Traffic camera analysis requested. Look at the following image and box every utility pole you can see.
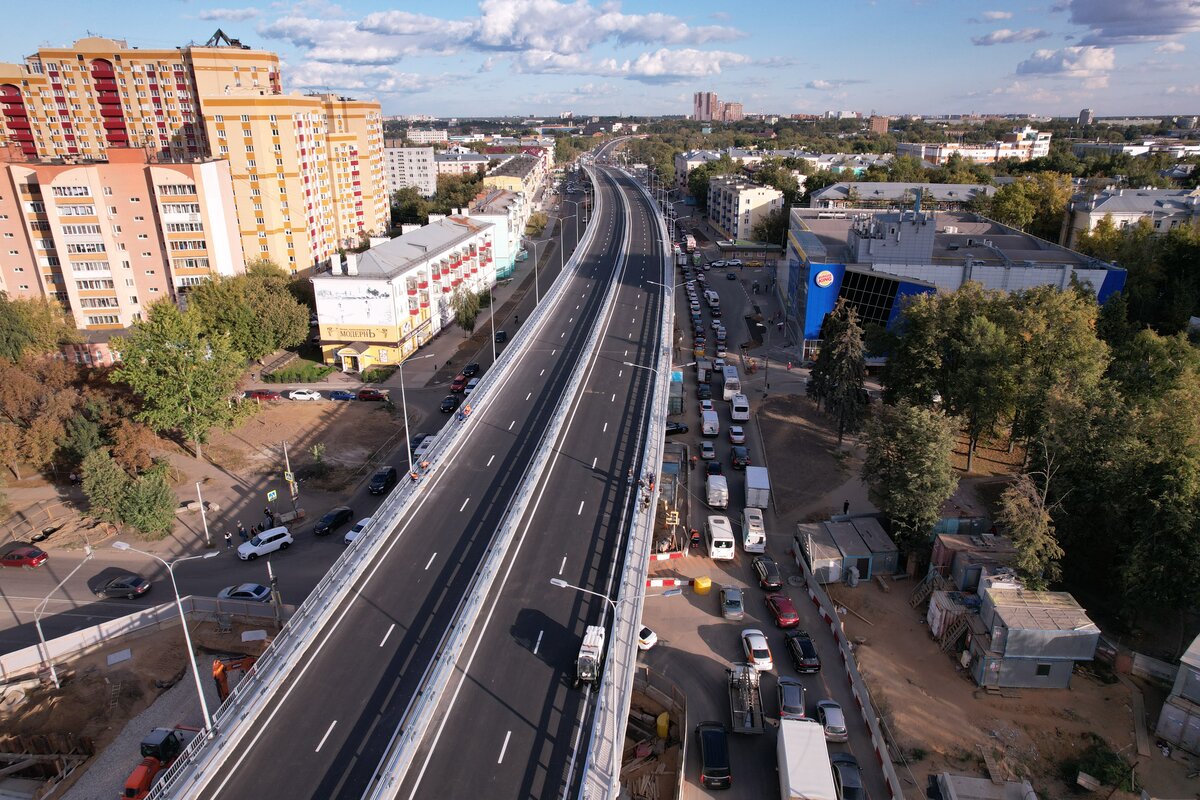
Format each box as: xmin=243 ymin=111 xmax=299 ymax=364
xmin=195 ymin=482 xmax=212 ymax=548
xmin=282 ymin=441 xmax=298 ymax=513
xmin=267 ymin=560 xmax=282 ymax=629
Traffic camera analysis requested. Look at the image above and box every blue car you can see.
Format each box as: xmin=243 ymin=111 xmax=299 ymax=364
xmin=329 ymin=389 xmax=356 ymax=401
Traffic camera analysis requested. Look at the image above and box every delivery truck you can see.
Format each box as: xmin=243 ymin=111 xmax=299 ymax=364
xmin=706 ymin=474 xmax=729 ymax=509
xmin=727 ymin=662 xmax=765 ymax=734
xmin=777 ymin=718 xmax=837 ymax=800
xmin=744 ymin=466 xmax=770 ymax=509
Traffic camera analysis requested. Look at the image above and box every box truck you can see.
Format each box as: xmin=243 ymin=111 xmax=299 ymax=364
xmin=701 ymin=409 xmax=720 ymax=437
xmin=745 ymin=466 xmax=770 ymax=509
xmin=777 ymin=718 xmax=837 ymax=800
xmin=706 ymin=475 xmax=729 ymax=510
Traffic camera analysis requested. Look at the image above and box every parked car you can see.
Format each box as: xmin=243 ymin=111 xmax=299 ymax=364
xmin=465 ymin=378 xmax=480 ymax=395
xmin=831 ymin=753 xmax=864 ymax=800
xmin=765 ymin=593 xmax=801 ymax=628
xmin=816 ymin=699 xmax=848 ymax=742
xmin=244 ymin=389 xmax=282 ymax=401
xmin=752 ymin=555 xmax=783 ymax=590
xmin=368 ymin=466 xmax=398 ymax=495
xmin=665 ymin=421 xmax=689 ymax=436
xmin=343 ymin=517 xmax=373 ymax=545
xmin=637 ymin=626 xmax=658 ymax=651
xmin=461 ymin=362 xmax=481 ymax=377
xmin=728 ymin=425 xmax=745 ymax=444
xmin=218 ymin=583 xmax=271 ymax=602
xmin=313 ymin=505 xmax=354 ymax=536
xmin=740 ymin=628 xmax=773 ymax=671
xmin=357 ymin=388 xmax=387 ymax=401
xmin=695 ymin=722 xmax=732 ymax=790
xmin=730 ymin=445 xmax=751 ymax=470
xmin=0 ymin=543 xmax=48 ymax=568
xmin=237 ymin=526 xmax=293 ymax=561
xmin=777 ymin=677 xmax=807 ymax=720
xmin=785 ymin=629 xmax=822 ymax=673
xmin=719 ymin=586 xmax=745 ymax=620
xmin=440 ymin=394 xmax=462 ymax=413
xmin=287 ymin=388 xmax=322 ymax=401
xmin=450 ymin=374 xmax=468 ymax=393
xmin=329 ymin=389 xmax=356 ymax=401
xmin=700 ymin=441 xmax=716 ymax=461
xmin=93 ymin=571 xmax=151 ymax=599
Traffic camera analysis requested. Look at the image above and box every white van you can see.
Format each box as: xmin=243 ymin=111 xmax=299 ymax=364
xmin=722 ymin=366 xmax=741 ymax=401
xmin=730 ymin=392 xmax=750 ymax=422
xmin=742 ymin=507 xmax=767 ymax=553
xmin=705 ymin=515 xmax=736 ymax=560
xmin=706 ymin=474 xmax=729 ymax=508
xmin=705 ymin=289 xmax=720 ymax=308
xmin=701 ymin=409 xmax=720 ymax=437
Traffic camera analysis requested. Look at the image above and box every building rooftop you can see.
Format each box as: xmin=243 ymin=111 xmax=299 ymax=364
xmin=471 ymin=188 xmax=522 ymax=215
xmin=810 ymin=182 xmax=996 ymax=206
xmin=1182 ymin=632 xmax=1200 ymax=671
xmin=338 ymin=217 xmax=491 ymax=280
xmin=986 ymin=588 xmax=1097 ymax=633
xmin=487 ymin=154 xmax=538 ymax=179
xmin=1073 ymin=187 xmax=1200 ymax=216
xmin=937 ymin=773 xmax=1038 ymax=800
xmin=434 ymin=152 xmax=488 ymax=163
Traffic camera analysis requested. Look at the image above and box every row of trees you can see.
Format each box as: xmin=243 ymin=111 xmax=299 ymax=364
xmin=392 ymin=173 xmax=485 ymax=227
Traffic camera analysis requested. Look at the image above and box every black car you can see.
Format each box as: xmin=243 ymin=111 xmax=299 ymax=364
xmin=314 ymin=505 xmax=354 ymax=535
xmin=726 ymin=271 xmax=737 ymax=280
xmin=665 ymin=421 xmax=689 ymax=435
xmin=705 ymin=460 xmax=723 ymax=476
xmin=831 ymin=752 xmax=864 ymax=799
xmin=695 ymin=721 xmax=731 ymax=790
xmin=711 ymin=307 xmax=722 ymax=318
xmin=785 ymin=629 xmax=822 ymax=673
xmin=730 ymin=446 xmax=751 ymax=470
xmin=368 ymin=466 xmax=398 ymax=495
xmin=697 ymin=383 xmax=713 ymax=401
xmin=440 ymin=394 xmax=462 ymax=413
xmin=752 ymin=555 xmax=783 ymax=590
xmin=93 ymin=571 xmax=151 ymax=600
xmin=461 ymin=362 xmax=481 ymax=378
xmin=494 ymin=330 xmax=507 ymax=344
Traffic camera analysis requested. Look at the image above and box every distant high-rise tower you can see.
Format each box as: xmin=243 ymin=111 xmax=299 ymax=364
xmin=869 ymin=116 xmax=890 ymax=135
xmin=693 ymin=92 xmax=720 ymax=121
xmin=1079 ymin=108 xmax=1095 ymax=126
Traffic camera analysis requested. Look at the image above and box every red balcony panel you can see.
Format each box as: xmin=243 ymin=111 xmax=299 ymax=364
xmin=409 ymin=307 xmax=419 ymax=316
xmin=407 ymin=288 xmax=417 ymax=296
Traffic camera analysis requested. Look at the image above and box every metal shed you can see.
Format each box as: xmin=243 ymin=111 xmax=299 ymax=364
xmin=970 ymin=588 xmax=1099 ymax=689
xmin=795 ymin=523 xmax=842 ymax=584
xmin=825 ymin=521 xmax=873 ymax=581
xmin=851 ymin=517 xmax=898 ymax=576
xmin=930 ymin=533 xmax=1016 ymax=590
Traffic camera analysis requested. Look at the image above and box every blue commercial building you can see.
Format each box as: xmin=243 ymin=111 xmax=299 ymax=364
xmin=780 ymin=207 xmax=1126 ymax=356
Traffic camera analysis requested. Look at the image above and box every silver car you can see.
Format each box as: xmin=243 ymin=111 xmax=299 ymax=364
xmin=777 ymin=677 xmax=806 ymax=720
xmin=720 ymin=586 xmax=745 ymax=620
xmin=816 ymin=699 xmax=849 ymax=742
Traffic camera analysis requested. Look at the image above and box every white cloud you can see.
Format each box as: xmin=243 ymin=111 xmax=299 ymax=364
xmin=805 ymin=78 xmax=868 ymax=90
xmin=1016 ymin=46 xmax=1115 ymax=81
xmin=964 ymin=80 xmax=1063 ymax=104
xmin=972 ymin=28 xmax=1053 ymax=45
xmin=1063 ymin=0 xmax=1200 ymax=45
xmin=199 ymin=7 xmax=260 ymax=21
xmin=968 ymin=10 xmax=1014 ymax=22
xmin=596 ymin=48 xmax=751 ymax=83
xmin=1165 ymin=83 xmax=1200 ymax=94
xmin=1156 ymin=41 xmax=1187 ymax=53
xmin=289 ymin=62 xmax=445 ymax=94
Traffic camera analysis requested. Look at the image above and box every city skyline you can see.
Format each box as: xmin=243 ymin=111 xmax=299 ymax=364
xmin=3 ymin=0 xmax=1200 ymax=118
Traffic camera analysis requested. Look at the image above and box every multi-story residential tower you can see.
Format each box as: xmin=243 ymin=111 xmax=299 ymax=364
xmin=383 ymin=141 xmax=436 ymax=197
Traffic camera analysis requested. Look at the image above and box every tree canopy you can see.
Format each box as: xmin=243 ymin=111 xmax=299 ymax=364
xmin=186 ymin=259 xmax=309 ymax=362
xmin=0 ymin=295 xmax=78 ymax=361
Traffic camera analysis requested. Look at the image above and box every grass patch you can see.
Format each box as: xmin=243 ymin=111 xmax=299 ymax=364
xmin=361 ymin=366 xmax=397 ymax=384
xmin=1058 ymin=734 xmax=1136 ymax=791
xmin=263 ymin=359 xmax=333 ymax=384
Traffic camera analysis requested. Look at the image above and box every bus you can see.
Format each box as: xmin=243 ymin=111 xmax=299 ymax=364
xmin=684 ymin=234 xmax=697 ymax=253
xmin=722 ymin=366 xmax=741 ymax=401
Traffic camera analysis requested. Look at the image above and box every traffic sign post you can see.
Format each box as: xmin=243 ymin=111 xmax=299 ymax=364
xmin=267 ymin=489 xmax=278 ymax=503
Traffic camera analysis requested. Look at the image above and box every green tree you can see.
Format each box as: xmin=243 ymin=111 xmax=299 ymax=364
xmin=811 ymin=301 xmax=867 ymax=444
xmin=119 ymin=464 xmax=177 ymax=540
xmin=186 ymin=260 xmax=309 ymax=362
xmin=0 ymin=295 xmax=77 ymax=361
xmin=750 ymin=208 xmax=788 ymax=245
xmin=997 ymin=471 xmax=1062 ymax=589
xmin=862 ymin=402 xmax=959 ymax=552
xmin=1095 ymin=292 xmax=1134 ymax=351
xmin=526 ymin=211 xmax=548 ymax=236
xmin=986 ymin=180 xmax=1036 ymax=230
xmin=687 ymin=155 xmax=739 ymax=209
xmin=949 ymin=313 xmax=1017 ymax=472
xmin=81 ymin=449 xmax=130 ymax=526
xmin=114 ymin=301 xmax=247 ymax=459
xmin=62 ymin=412 xmax=104 ymax=465
xmin=449 ymin=286 xmax=480 ymax=333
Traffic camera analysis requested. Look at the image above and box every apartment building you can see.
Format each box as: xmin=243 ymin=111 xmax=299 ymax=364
xmin=896 ymin=126 xmax=1052 ymax=165
xmin=482 ymin=154 xmax=544 ymax=198
xmin=435 ymin=151 xmax=488 ymax=176
xmin=465 ymin=188 xmax=529 ymax=279
xmin=383 ymin=141 xmax=436 ymax=197
xmin=312 ymin=216 xmax=495 ymax=372
xmin=406 ymin=129 xmax=449 ymax=145
xmin=1060 ymin=187 xmax=1200 ymax=248
xmin=809 ymin=182 xmax=995 ymax=211
xmin=706 ymin=176 xmax=784 ymax=240
xmin=0 ymin=146 xmax=244 ymax=341
xmin=692 ymin=92 xmax=742 ymax=122
xmin=0 ymin=35 xmax=387 ymax=273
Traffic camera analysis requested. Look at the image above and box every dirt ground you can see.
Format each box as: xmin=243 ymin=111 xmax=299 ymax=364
xmin=757 ymin=395 xmax=852 ymax=519
xmin=835 ymin=583 xmax=1199 ymax=800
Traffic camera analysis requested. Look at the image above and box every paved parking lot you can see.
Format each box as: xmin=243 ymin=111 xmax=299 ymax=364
xmin=639 ymin=235 xmax=891 ymax=798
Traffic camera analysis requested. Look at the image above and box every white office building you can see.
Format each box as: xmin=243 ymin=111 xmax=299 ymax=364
xmin=383 ymin=142 xmax=437 ymax=197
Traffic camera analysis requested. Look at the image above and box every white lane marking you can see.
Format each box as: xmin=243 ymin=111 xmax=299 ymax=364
xmin=561 ymin=331 xmax=565 ymax=338
xmin=540 ymin=368 xmax=545 ymax=376
xmin=533 ymin=630 xmax=543 ymax=655
xmin=379 ymin=624 xmax=395 ymax=647
xmin=611 ymin=393 xmax=616 ymax=402
xmin=577 ymin=500 xmax=585 ymax=515
xmin=591 ymin=456 xmax=597 ymax=469
xmin=315 ymin=720 xmax=337 ymax=752
xmin=508 ymin=420 xmax=515 ymax=431
xmin=459 ymin=498 xmax=470 ymax=512
xmin=623 ymin=349 xmax=628 ymax=356
xmin=498 ymin=730 xmax=512 ymax=763
xmin=424 ymin=553 xmax=437 ymax=570
xmin=526 ymin=392 xmax=532 ymax=401
xmin=559 ymin=556 xmax=568 ymax=574
xmin=487 ymin=454 xmax=495 ymax=467
xmin=602 ymin=422 xmax=608 ymax=433
xmin=618 ymin=369 xmax=623 ymax=378
xmin=552 ymin=349 xmax=557 ymax=356
xmin=568 ymin=317 xmax=573 ymax=323
xmin=576 ymin=304 xmax=580 ymax=309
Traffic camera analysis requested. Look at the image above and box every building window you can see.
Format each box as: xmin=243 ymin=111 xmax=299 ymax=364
xmin=1035 ymin=663 xmax=1052 ymax=677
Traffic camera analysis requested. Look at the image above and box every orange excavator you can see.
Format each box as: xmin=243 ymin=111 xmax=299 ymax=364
xmin=212 ymin=654 xmax=258 ymax=702
xmin=120 ymin=726 xmax=198 ymax=799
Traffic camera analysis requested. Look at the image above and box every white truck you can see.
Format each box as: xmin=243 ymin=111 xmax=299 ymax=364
xmin=745 ymin=466 xmax=771 ymax=509
xmin=706 ymin=474 xmax=729 ymax=509
xmin=727 ymin=662 xmax=764 ymax=734
xmin=573 ymin=625 xmax=606 ymax=688
xmin=777 ymin=718 xmax=838 ymax=800
xmin=701 ymin=409 xmax=720 ymax=437
xmin=742 ymin=507 xmax=767 ymax=553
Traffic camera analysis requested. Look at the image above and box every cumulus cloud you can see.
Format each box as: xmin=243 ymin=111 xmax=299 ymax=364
xmin=289 ymin=62 xmax=445 ymax=94
xmin=1062 ymin=0 xmax=1200 ymax=46
xmin=596 ymin=48 xmax=751 ymax=84
xmin=1165 ymin=83 xmax=1200 ymax=94
xmin=199 ymin=7 xmax=260 ymax=21
xmin=967 ymin=10 xmax=1014 ymax=22
xmin=805 ymin=78 xmax=867 ymax=90
xmin=972 ymin=28 xmax=1053 ymax=45
xmin=1156 ymin=41 xmax=1187 ymax=53
xmin=1016 ymin=45 xmax=1115 ymax=81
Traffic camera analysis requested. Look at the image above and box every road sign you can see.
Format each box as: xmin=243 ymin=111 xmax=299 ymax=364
xmin=284 ymin=471 xmax=294 ymax=483
xmin=267 ymin=489 xmax=278 ymax=502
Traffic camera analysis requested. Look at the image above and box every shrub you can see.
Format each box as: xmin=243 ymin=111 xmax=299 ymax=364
xmin=361 ymin=366 xmax=397 ymax=384
xmin=1058 ymin=734 xmax=1135 ymax=791
xmin=263 ymin=360 xmax=333 ymax=383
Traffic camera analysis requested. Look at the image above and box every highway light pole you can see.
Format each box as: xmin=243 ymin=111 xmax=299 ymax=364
xmin=521 ymin=236 xmax=545 ymax=305
xmin=559 ymin=213 xmax=578 ymax=277
xmin=34 ymin=545 xmax=94 ymax=688
xmin=548 ymin=578 xmax=682 ymax=790
xmin=399 ymin=353 xmax=436 ymax=476
xmin=112 ymin=542 xmax=220 ymax=733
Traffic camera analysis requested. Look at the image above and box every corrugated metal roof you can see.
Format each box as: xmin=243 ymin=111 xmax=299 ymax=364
xmin=825 ymin=521 xmax=870 ymax=557
xmin=850 ymin=517 xmax=896 ymax=555
xmin=347 ymin=217 xmax=491 ymax=279
xmin=987 ymin=588 xmax=1097 ymax=633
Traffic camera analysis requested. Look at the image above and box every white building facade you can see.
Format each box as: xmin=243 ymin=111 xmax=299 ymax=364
xmin=706 ymin=176 xmax=784 ymax=240
xmin=382 ymin=144 xmax=437 ymax=197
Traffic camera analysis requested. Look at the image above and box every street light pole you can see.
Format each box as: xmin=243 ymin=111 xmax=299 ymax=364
xmin=398 ymin=353 xmax=435 ymax=476
xmin=195 ymin=481 xmax=211 ymax=548
xmin=34 ymin=545 xmax=94 ymax=688
xmin=112 ymin=542 xmax=220 ymax=732
xmin=559 ymin=213 xmax=578 ymax=278
xmin=521 ymin=236 xmax=543 ymax=305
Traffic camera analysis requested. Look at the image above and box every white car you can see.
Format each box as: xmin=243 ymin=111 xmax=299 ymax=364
xmin=343 ymin=517 xmax=374 ymax=545
xmin=287 ymin=388 xmax=322 ymax=401
xmin=637 ymin=626 xmax=658 ymax=651
xmin=217 ymin=583 xmax=271 ymax=602
xmin=464 ymin=378 xmax=480 ymax=395
xmin=699 ymin=399 xmax=715 ymax=413
xmin=236 ymin=527 xmax=293 ymax=561
xmin=729 ymin=425 xmax=746 ymax=444
xmin=741 ymin=628 xmax=774 ymax=671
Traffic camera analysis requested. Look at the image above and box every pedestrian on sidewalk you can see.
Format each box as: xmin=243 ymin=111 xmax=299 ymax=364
xmin=237 ymin=522 xmax=249 ymax=542
xmin=224 ymin=531 xmax=233 ymax=549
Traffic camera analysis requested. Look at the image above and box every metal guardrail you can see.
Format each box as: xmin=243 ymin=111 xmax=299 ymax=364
xmin=581 ymin=170 xmax=675 ymax=800
xmin=366 ymin=166 xmax=623 ymax=799
xmin=149 ymin=177 xmax=608 ymax=800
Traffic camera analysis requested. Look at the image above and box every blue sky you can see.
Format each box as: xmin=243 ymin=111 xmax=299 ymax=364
xmin=3 ymin=0 xmax=1200 ymax=118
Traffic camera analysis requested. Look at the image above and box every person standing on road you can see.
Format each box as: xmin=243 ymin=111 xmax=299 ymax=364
xmin=237 ymin=521 xmax=249 ymax=542
xmin=224 ymin=531 xmax=233 ymax=549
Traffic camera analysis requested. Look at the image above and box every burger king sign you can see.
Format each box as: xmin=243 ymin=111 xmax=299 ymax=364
xmin=814 ymin=270 xmax=835 ymax=289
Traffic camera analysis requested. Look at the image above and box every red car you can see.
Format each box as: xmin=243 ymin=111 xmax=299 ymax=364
xmin=357 ymin=388 xmax=387 ymax=401
xmin=245 ymin=389 xmax=282 ymax=401
xmin=1 ymin=544 xmax=48 ymax=568
xmin=765 ymin=593 xmax=800 ymax=628
xmin=449 ymin=374 xmax=468 ymax=393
